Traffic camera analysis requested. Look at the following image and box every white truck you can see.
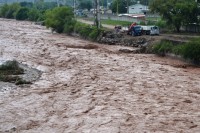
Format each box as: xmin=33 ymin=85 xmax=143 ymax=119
xmin=141 ymin=25 xmax=160 ymax=35
xmin=150 ymin=26 xmax=160 ymax=35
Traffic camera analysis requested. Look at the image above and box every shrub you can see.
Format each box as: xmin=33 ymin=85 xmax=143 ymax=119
xmin=89 ymin=27 xmax=102 ymax=40
xmin=0 ymin=60 xmax=32 ymax=85
xmin=0 ymin=4 xmax=9 ymax=17
xmin=64 ymin=18 xmax=76 ymax=34
xmin=79 ymin=25 xmax=93 ymax=38
xmin=0 ymin=60 xmax=24 ymax=75
xmin=74 ymin=22 xmax=87 ymax=33
xmin=16 ymin=7 xmax=29 ymax=20
xmin=3 ymin=3 xmax=21 ymax=19
xmin=37 ymin=11 xmax=45 ymax=21
xmin=28 ymin=8 xmax=40 ymax=21
xmin=45 ymin=6 xmax=75 ymax=33
xmin=152 ymin=38 xmax=200 ymax=65
xmin=181 ymin=38 xmax=200 ymax=64
xmin=172 ymin=45 xmax=185 ymax=55
xmin=74 ymin=22 xmax=103 ymax=41
xmin=152 ymin=41 xmax=173 ymax=56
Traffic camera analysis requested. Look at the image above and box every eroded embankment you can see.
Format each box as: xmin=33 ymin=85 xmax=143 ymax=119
xmin=0 ymin=18 xmax=200 ymax=133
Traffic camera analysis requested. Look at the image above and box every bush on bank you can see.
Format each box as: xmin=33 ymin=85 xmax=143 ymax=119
xmin=0 ymin=3 xmax=20 ymax=19
xmin=74 ymin=22 xmax=103 ymax=41
xmin=153 ymin=38 xmax=200 ymax=64
xmin=0 ymin=2 xmax=52 ymax=21
xmin=27 ymin=8 xmax=40 ymax=21
xmin=45 ymin=6 xmax=75 ymax=33
xmin=182 ymin=38 xmax=200 ymax=64
xmin=16 ymin=7 xmax=29 ymax=20
xmin=152 ymin=41 xmax=173 ymax=56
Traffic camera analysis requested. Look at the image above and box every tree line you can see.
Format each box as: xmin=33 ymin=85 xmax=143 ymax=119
xmin=150 ymin=0 xmax=200 ymax=32
xmin=0 ymin=2 xmax=102 ymax=39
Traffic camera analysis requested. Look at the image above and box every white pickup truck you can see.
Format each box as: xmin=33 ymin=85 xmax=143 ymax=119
xmin=141 ymin=25 xmax=159 ymax=35
xmin=150 ymin=26 xmax=160 ymax=35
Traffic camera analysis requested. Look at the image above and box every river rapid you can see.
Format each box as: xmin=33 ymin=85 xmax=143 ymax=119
xmin=0 ymin=18 xmax=200 ymax=133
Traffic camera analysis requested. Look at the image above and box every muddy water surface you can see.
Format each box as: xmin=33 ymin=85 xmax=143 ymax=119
xmin=0 ymin=18 xmax=200 ymax=133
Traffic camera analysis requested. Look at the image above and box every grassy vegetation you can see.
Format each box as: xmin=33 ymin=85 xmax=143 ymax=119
xmin=152 ymin=38 xmax=200 ymax=64
xmin=182 ymin=38 xmax=200 ymax=64
xmin=146 ymin=17 xmax=161 ymax=21
xmin=80 ymin=18 xmax=132 ymax=26
xmin=101 ymin=19 xmax=132 ymax=26
xmin=74 ymin=22 xmax=103 ymax=41
xmin=0 ymin=60 xmax=31 ymax=85
xmin=152 ymin=41 xmax=173 ymax=56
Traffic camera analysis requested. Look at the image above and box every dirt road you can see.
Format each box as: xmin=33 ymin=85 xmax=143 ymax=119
xmin=0 ymin=18 xmax=200 ymax=133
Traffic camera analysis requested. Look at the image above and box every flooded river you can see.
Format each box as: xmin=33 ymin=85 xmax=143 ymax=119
xmin=0 ymin=18 xmax=200 ymax=133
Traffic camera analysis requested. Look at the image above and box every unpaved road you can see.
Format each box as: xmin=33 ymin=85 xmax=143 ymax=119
xmin=0 ymin=18 xmax=200 ymax=133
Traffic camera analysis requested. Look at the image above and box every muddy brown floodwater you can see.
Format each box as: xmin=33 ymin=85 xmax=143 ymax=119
xmin=0 ymin=18 xmax=200 ymax=133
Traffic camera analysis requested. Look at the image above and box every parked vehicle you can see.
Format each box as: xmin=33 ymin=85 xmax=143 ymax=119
xmin=127 ymin=22 xmax=159 ymax=36
xmin=131 ymin=26 xmax=142 ymax=36
xmin=114 ymin=25 xmax=122 ymax=33
xmin=127 ymin=22 xmax=137 ymax=35
xmin=150 ymin=26 xmax=159 ymax=35
xmin=141 ymin=26 xmax=151 ymax=35
xmin=121 ymin=26 xmax=129 ymax=32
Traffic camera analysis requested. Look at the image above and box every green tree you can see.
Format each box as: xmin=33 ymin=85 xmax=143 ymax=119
xmin=45 ymin=6 xmax=76 ymax=33
xmin=20 ymin=2 xmax=33 ymax=8
xmin=111 ymin=0 xmax=136 ymax=14
xmin=28 ymin=8 xmax=40 ymax=21
xmin=0 ymin=3 xmax=21 ymax=19
xmin=111 ymin=0 xmax=126 ymax=14
xmin=78 ymin=0 xmax=92 ymax=11
xmin=150 ymin=0 xmax=199 ymax=32
xmin=0 ymin=4 xmax=9 ymax=17
xmin=16 ymin=7 xmax=29 ymax=20
xmin=139 ymin=0 xmax=154 ymax=5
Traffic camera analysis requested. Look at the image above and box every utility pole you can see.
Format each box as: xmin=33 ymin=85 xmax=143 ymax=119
xmin=117 ymin=0 xmax=119 ymax=15
xmin=126 ymin=0 xmax=129 ymax=14
xmin=74 ymin=0 xmax=76 ymax=17
xmin=106 ymin=0 xmax=108 ymax=9
xmin=97 ymin=0 xmax=101 ymax=28
xmin=94 ymin=0 xmax=97 ymax=26
xmin=94 ymin=0 xmax=101 ymax=28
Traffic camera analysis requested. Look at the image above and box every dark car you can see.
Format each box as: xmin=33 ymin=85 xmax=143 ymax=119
xmin=131 ymin=26 xmax=142 ymax=36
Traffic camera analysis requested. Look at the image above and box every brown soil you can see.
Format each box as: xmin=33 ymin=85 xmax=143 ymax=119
xmin=0 ymin=18 xmax=200 ymax=133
